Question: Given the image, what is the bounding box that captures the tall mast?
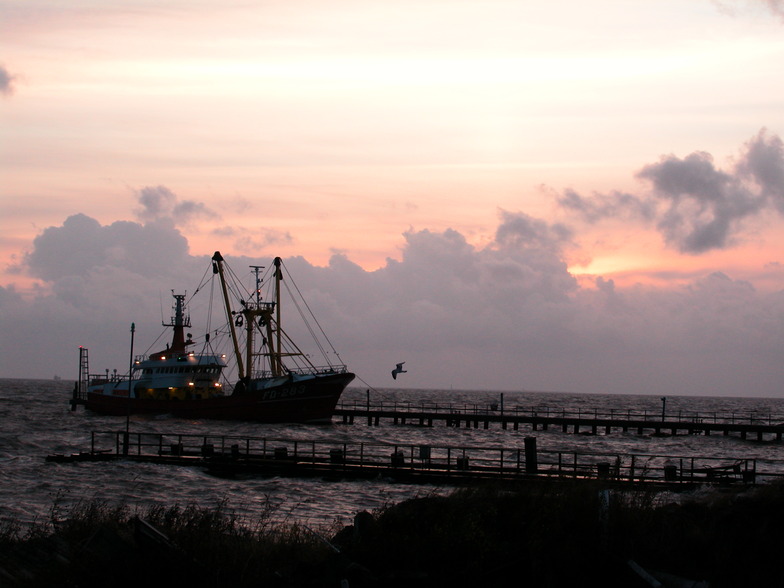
[274,257,283,376]
[242,303,258,381]
[247,264,266,378]
[212,251,245,380]
[164,291,190,353]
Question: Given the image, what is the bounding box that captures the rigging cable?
[279,259,345,366]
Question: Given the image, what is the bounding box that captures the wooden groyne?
[46,430,776,488]
[334,401,784,442]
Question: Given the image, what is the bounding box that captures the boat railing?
[252,365,351,378]
[79,430,771,485]
[335,399,784,426]
[87,372,129,385]
[130,353,226,365]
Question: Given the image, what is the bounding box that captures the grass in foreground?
[2,481,784,587]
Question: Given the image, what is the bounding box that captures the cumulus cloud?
[736,129,784,208]
[557,129,784,254]
[0,65,15,95]
[25,213,194,282]
[211,225,294,254]
[558,189,656,224]
[638,151,763,253]
[6,209,784,397]
[495,210,573,252]
[135,185,213,225]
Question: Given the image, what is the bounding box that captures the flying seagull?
[391,362,407,380]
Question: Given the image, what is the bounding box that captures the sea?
[3,378,784,532]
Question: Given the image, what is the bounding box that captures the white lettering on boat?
[261,385,305,401]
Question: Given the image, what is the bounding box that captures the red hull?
[85,373,354,423]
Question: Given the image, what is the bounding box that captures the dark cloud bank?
[3,131,784,397]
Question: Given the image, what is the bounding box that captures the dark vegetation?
[2,480,783,587]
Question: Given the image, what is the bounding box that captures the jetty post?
[123,322,135,456]
[524,436,538,473]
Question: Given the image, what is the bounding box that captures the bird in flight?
[391,362,407,380]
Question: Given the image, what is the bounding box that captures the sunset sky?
[2,0,784,397]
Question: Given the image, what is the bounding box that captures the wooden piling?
[524,436,538,474]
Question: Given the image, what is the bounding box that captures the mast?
[274,257,283,376]
[248,264,265,379]
[251,260,281,378]
[250,265,264,307]
[211,252,290,380]
[247,257,283,378]
[243,304,254,381]
[164,292,191,353]
[212,251,245,380]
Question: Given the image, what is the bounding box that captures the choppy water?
[3,379,784,530]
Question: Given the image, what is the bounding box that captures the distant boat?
[74,252,354,423]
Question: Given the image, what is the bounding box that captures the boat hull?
[85,372,355,423]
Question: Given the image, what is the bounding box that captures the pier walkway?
[47,430,777,488]
[334,401,784,442]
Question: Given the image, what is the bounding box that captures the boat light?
[188,382,194,386]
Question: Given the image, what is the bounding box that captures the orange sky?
[2,1,784,394]
[4,1,784,288]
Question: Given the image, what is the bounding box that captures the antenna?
[250,265,265,306]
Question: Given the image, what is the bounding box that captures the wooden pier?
[46,430,776,488]
[334,402,784,442]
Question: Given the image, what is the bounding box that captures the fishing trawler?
[73,252,354,423]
